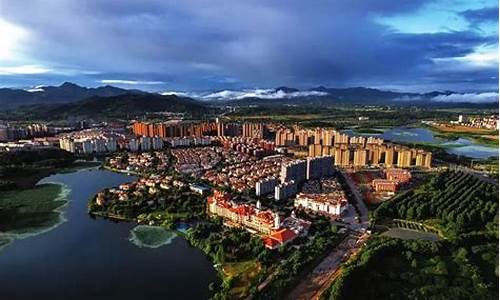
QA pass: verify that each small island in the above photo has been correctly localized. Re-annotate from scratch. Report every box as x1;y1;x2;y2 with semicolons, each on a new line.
129;225;177;248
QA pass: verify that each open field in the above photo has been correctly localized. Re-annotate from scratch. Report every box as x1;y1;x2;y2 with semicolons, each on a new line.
432;124;497;135
429;124;499;146
221;259;261;298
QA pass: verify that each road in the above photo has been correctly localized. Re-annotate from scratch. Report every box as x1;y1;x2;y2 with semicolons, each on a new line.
285;171;372;300
339;170;369;225
285;232;368;300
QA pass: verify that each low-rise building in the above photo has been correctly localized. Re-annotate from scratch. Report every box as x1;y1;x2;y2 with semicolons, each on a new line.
294;192;348;216
372;179;398;193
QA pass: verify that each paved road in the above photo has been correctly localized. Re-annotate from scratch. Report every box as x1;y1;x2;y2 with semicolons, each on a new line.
285;232;368;300
283;171;372;300
339;170;369;225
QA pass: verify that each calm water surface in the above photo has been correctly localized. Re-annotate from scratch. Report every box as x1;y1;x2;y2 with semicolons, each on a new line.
0;168;217;300
343;127;498;159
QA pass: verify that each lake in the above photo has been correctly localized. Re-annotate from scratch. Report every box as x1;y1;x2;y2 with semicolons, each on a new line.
343;127;498;159
0;168;218;300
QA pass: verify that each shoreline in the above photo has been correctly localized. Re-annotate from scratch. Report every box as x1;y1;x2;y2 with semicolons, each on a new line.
128;225;178;248
422;124;499;148
0;182;71;251
0;164;106;252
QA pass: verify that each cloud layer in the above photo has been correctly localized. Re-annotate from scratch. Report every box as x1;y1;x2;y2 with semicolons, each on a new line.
431;92;499;103
0;0;498;93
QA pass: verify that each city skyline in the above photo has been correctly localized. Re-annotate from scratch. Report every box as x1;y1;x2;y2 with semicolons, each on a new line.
0;0;498;94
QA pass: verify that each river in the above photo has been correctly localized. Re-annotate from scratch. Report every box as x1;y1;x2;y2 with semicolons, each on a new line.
0;168;217;300
342;126;498;159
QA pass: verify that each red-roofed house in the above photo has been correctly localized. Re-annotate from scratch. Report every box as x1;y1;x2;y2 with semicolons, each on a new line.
262;228;298;249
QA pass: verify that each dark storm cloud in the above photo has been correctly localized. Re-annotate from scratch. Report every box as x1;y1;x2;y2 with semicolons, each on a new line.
0;0;497;91
461;6;498;25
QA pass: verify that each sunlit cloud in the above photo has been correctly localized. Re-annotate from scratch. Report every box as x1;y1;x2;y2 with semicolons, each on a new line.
0;18;28;61
432;92;498;103
0;65;51;75
433;44;498;70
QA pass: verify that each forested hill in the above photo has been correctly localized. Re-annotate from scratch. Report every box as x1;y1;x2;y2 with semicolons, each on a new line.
0;82;139;109
8;93;210;120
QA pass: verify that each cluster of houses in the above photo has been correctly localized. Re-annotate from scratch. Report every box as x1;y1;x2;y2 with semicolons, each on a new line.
107;151;169;174
203;155;288;193
95;174;209;208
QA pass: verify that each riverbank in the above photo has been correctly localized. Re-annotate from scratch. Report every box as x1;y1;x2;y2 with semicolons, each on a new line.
425;123;499;147
0;183;71;251
0;168;218;300
0;161;103;252
1;160;102;190
102;164;141;176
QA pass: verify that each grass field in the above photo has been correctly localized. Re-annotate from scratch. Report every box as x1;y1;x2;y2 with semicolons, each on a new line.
430;124;499;146
433;124;496;134
221;259;261;298
0;184;66;233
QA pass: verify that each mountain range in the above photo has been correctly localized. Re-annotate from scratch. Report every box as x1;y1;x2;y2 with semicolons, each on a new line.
0;83;497;113
0;82;143;109
164;86;498;105
11;93;209;120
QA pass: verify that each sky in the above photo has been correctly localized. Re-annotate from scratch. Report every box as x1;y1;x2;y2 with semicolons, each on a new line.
0;0;498;93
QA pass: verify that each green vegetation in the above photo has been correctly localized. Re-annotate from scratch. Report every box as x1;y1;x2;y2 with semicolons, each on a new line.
89;184;206;228
220;260;261;298
0;148;101;252
8;93;213;120
184;215;343;299
185;221;267;299
0;148;78;190
391;219;441;235
256;217;344;300
374;171;498;236
326;170;498;300
129;225;176;248
325;236;498;300
229;105;496;129
0;184;67;234
382;228;440;241
425;124;499;147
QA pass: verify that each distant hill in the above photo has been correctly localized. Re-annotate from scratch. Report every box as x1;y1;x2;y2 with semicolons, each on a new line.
211;86;497;107
13;93;209;120
0;82;142;109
